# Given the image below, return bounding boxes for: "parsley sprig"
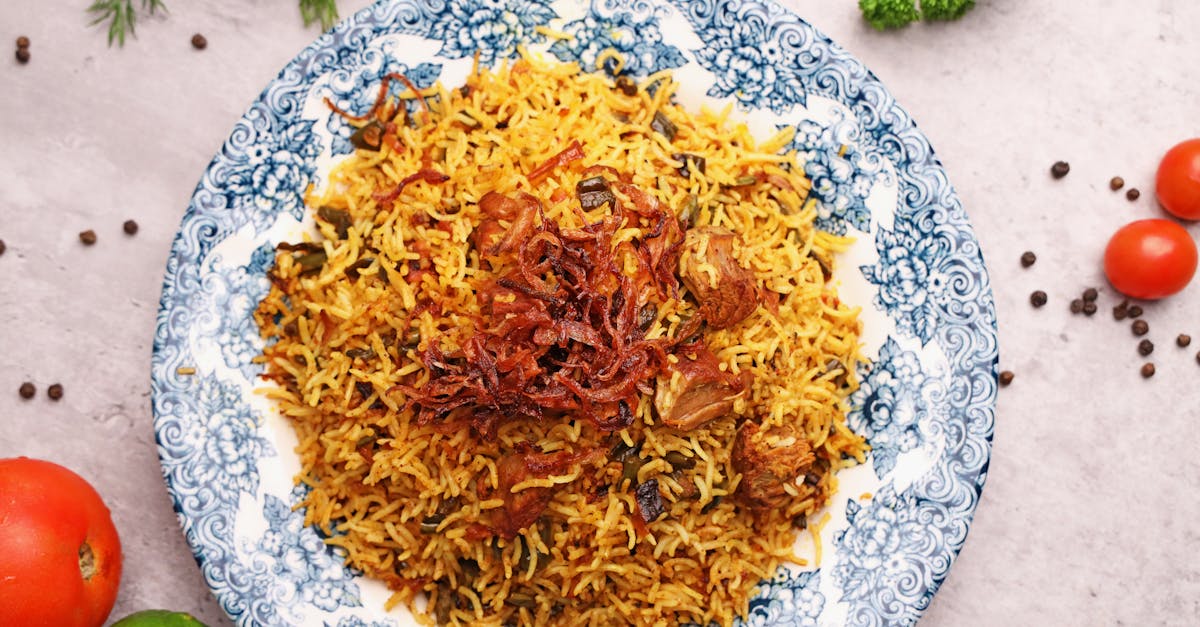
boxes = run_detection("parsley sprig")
[88,0,341,47]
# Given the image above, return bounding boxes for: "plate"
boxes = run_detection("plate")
[151,1,997,625]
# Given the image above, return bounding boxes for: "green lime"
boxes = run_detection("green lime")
[110,609,210,627]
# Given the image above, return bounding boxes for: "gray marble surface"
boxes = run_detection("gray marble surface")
[2,1,1198,625]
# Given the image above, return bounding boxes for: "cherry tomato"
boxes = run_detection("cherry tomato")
[1103,219,1198,299]
[0,457,123,627]
[1156,138,1200,221]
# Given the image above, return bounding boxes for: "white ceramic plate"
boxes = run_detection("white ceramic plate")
[152,1,997,624]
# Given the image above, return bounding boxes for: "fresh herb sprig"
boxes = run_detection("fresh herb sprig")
[87,0,166,47]
[88,0,341,47]
[859,0,977,30]
[300,0,341,30]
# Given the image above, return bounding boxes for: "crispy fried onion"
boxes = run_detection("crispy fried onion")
[402,180,686,437]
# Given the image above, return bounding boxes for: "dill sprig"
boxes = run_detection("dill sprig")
[87,0,167,47]
[300,0,341,31]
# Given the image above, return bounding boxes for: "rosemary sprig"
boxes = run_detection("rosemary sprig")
[300,0,341,30]
[88,0,341,47]
[87,0,167,47]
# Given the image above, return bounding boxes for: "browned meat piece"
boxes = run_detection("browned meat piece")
[679,227,759,329]
[488,447,603,539]
[491,454,553,540]
[471,218,505,254]
[731,420,815,510]
[478,191,540,256]
[654,343,747,430]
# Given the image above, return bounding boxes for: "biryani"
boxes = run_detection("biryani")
[254,52,867,626]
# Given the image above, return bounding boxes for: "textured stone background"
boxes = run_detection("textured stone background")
[1,1,1198,625]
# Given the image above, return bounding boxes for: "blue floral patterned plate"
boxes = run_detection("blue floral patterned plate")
[151,1,997,625]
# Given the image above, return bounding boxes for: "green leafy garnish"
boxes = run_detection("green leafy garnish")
[88,0,341,46]
[919,0,977,21]
[87,0,166,47]
[859,0,977,30]
[300,0,341,30]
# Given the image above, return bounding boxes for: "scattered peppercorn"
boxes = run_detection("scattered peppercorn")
[15,48,30,64]
[18,382,36,399]
[1126,188,1140,201]
[123,219,139,235]
[1138,339,1154,356]
[79,229,97,245]
[1020,251,1037,268]
[1069,299,1083,314]
[191,33,208,50]
[16,36,30,49]
[1109,176,1124,191]
[1132,319,1149,336]
[47,383,63,401]
[1196,350,1200,365]
[1082,301,1097,316]
[1127,305,1144,319]
[1082,287,1098,302]
[1178,334,1192,348]
[998,371,1014,387]
[0,239,6,256]
[1050,161,1070,178]
[1113,300,1129,320]
[1030,290,1048,307]
[1140,363,1155,378]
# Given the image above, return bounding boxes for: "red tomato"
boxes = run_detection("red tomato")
[1103,219,1198,299]
[0,457,123,627]
[1156,138,1200,220]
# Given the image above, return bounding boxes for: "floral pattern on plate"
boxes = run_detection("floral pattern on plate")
[547,0,686,77]
[152,1,997,625]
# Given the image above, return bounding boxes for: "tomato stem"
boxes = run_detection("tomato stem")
[79,541,97,581]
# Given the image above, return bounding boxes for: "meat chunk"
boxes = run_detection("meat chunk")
[654,343,746,430]
[478,191,539,256]
[679,227,759,329]
[488,447,603,539]
[731,420,815,510]
[491,454,553,540]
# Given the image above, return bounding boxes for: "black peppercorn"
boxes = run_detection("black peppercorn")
[1138,339,1154,356]
[1020,251,1036,268]
[79,230,97,245]
[191,33,208,50]
[16,36,30,49]
[1132,319,1149,336]
[998,371,1014,387]
[18,382,35,399]
[1050,161,1070,178]
[1082,288,1098,302]
[15,48,30,64]
[1030,290,1048,308]
[1140,363,1156,378]
[1126,188,1141,201]
[1113,300,1129,321]
[1127,305,1144,319]
[1109,176,1124,191]
[123,219,139,235]
[0,239,6,256]
[1082,301,1097,316]
[47,383,63,400]
[1069,299,1083,314]
[1178,334,1192,348]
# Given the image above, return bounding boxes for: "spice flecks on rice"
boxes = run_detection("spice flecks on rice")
[255,54,867,627]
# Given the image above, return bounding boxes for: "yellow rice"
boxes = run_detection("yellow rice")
[254,52,867,626]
